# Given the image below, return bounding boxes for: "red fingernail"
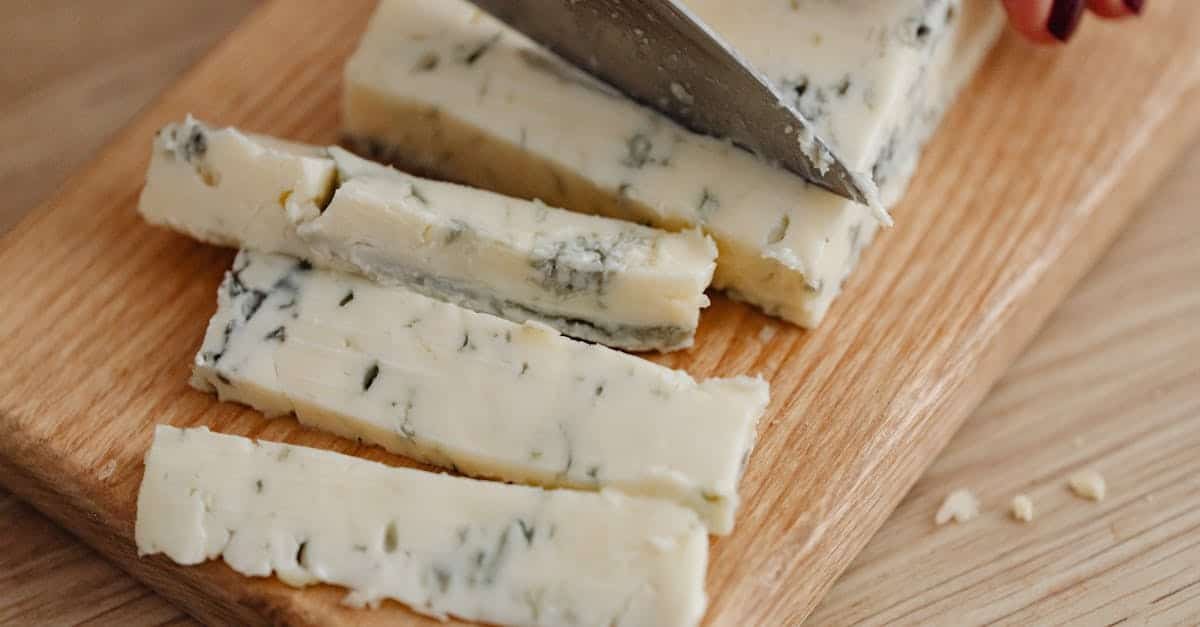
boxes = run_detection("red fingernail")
[1124,0,1144,14]
[1048,0,1086,42]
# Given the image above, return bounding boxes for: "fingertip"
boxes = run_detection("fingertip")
[1088,0,1142,18]
[1001,0,1063,44]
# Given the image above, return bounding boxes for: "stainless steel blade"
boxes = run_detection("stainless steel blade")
[465,0,878,208]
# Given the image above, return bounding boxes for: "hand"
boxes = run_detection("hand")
[1002,0,1143,43]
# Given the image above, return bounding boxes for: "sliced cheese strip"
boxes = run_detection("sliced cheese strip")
[136,425,708,627]
[342,0,1004,326]
[310,148,716,351]
[139,117,717,352]
[139,118,335,259]
[193,250,767,533]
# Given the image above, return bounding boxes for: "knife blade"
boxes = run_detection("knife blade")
[464,0,884,216]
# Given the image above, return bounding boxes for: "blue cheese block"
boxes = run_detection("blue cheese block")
[687,0,1006,203]
[136,426,709,627]
[139,118,717,352]
[193,250,769,534]
[341,0,1004,326]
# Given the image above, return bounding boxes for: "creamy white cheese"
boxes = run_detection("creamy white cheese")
[136,425,708,627]
[139,116,335,260]
[139,118,717,352]
[193,250,768,534]
[342,0,1004,326]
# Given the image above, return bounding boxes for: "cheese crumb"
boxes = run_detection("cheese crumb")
[1010,494,1034,522]
[757,325,778,343]
[1068,470,1107,501]
[935,489,980,525]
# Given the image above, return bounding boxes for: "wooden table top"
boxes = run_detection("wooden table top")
[2,2,1197,625]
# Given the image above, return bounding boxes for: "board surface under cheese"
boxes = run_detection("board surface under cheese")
[341,0,1004,326]
[139,117,717,351]
[136,426,709,627]
[193,250,768,533]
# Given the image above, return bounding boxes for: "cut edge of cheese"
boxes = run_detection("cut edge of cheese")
[138,117,717,352]
[136,425,709,627]
[192,250,769,534]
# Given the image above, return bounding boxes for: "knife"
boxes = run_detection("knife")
[464,0,884,218]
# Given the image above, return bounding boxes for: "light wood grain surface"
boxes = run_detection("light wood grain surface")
[0,0,256,235]
[1,1,1198,626]
[0,2,255,625]
[809,142,1200,626]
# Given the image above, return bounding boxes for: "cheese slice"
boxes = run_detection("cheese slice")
[136,425,708,627]
[139,118,335,259]
[139,117,717,352]
[194,250,767,533]
[342,0,1004,326]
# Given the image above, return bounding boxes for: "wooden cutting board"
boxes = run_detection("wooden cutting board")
[2,1,1199,624]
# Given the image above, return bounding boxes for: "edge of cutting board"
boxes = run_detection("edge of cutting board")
[2,0,1199,624]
